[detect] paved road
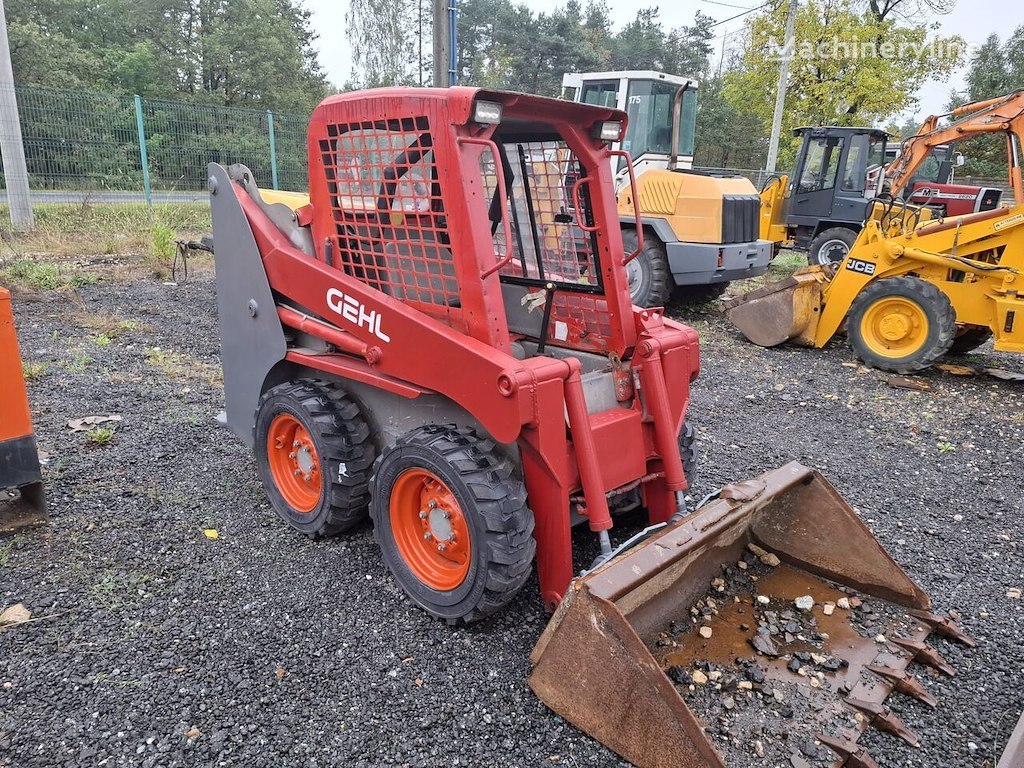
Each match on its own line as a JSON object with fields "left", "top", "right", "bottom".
{"left": 0, "top": 190, "right": 207, "bottom": 205}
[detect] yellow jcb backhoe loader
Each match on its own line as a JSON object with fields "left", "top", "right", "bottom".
{"left": 729, "top": 90, "right": 1024, "bottom": 373}
{"left": 761, "top": 107, "right": 1006, "bottom": 267}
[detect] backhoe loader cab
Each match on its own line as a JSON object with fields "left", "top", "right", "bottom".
{"left": 562, "top": 71, "right": 773, "bottom": 307}
{"left": 761, "top": 126, "right": 889, "bottom": 266}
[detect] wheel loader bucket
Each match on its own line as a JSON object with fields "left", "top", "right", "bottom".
{"left": 722, "top": 267, "right": 829, "bottom": 347}
{"left": 0, "top": 288, "right": 47, "bottom": 535}
{"left": 529, "top": 462, "right": 973, "bottom": 768}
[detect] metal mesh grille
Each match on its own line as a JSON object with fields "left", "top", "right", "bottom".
{"left": 319, "top": 117, "right": 460, "bottom": 312}
{"left": 481, "top": 140, "right": 602, "bottom": 290}
{"left": 482, "top": 138, "right": 613, "bottom": 350}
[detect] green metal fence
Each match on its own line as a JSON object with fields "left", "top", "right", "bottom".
{"left": 0, "top": 84, "right": 309, "bottom": 205}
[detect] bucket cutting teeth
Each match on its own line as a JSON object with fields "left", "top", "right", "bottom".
{"left": 817, "top": 734, "right": 881, "bottom": 768}
{"left": 909, "top": 609, "right": 977, "bottom": 647}
{"left": 891, "top": 637, "right": 957, "bottom": 675}
{"left": 866, "top": 664, "right": 938, "bottom": 707}
{"left": 844, "top": 697, "right": 921, "bottom": 747}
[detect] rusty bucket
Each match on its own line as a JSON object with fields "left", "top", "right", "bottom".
{"left": 721, "top": 268, "right": 830, "bottom": 348}
{"left": 529, "top": 463, "right": 972, "bottom": 768}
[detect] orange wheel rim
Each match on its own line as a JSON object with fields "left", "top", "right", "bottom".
{"left": 267, "top": 413, "right": 322, "bottom": 513}
{"left": 389, "top": 469, "right": 471, "bottom": 591}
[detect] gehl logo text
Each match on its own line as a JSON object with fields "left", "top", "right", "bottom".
{"left": 326, "top": 288, "right": 391, "bottom": 342}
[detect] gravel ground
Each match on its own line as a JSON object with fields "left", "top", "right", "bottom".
{"left": 1, "top": 263, "right": 1022, "bottom": 768}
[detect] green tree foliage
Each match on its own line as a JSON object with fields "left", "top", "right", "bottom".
{"left": 945, "top": 27, "right": 1024, "bottom": 178}
{"left": 453, "top": 0, "right": 712, "bottom": 96}
{"left": 694, "top": 75, "right": 768, "bottom": 169}
{"left": 5, "top": 0, "right": 328, "bottom": 113}
{"left": 726, "top": 0, "right": 964, "bottom": 167}
{"left": 346, "top": 0, "right": 433, "bottom": 87}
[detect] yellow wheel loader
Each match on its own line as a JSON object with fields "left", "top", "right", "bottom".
{"left": 730, "top": 90, "right": 1024, "bottom": 372}
{"left": 563, "top": 71, "right": 774, "bottom": 307}
{"left": 0, "top": 287, "right": 47, "bottom": 533}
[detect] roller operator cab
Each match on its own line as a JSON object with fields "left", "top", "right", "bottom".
{"left": 562, "top": 71, "right": 774, "bottom": 307}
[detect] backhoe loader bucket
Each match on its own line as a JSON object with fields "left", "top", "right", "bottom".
{"left": 530, "top": 463, "right": 973, "bottom": 768}
{"left": 0, "top": 288, "right": 47, "bottom": 534}
{"left": 722, "top": 267, "right": 830, "bottom": 347}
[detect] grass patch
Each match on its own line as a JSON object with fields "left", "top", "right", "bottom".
{"left": 87, "top": 426, "right": 116, "bottom": 445}
{"left": 146, "top": 224, "right": 177, "bottom": 279}
{"left": 0, "top": 259, "right": 98, "bottom": 290}
{"left": 78, "top": 310, "right": 148, "bottom": 339}
{"left": 0, "top": 202, "right": 211, "bottom": 261}
{"left": 66, "top": 352, "right": 94, "bottom": 372}
{"left": 145, "top": 346, "right": 222, "bottom": 387}
{"left": 22, "top": 361, "right": 47, "bottom": 380}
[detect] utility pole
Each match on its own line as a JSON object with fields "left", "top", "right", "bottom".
{"left": 432, "top": 0, "right": 449, "bottom": 88}
{"left": 765, "top": 0, "right": 798, "bottom": 174}
{"left": 432, "top": 0, "right": 457, "bottom": 87}
{"left": 0, "top": 0, "right": 33, "bottom": 230}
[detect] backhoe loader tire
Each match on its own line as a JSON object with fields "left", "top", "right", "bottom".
{"left": 948, "top": 327, "right": 993, "bottom": 355}
{"left": 679, "top": 420, "right": 698, "bottom": 489}
{"left": 370, "top": 425, "right": 536, "bottom": 625}
{"left": 674, "top": 282, "right": 729, "bottom": 306}
{"left": 255, "top": 380, "right": 375, "bottom": 538}
{"left": 847, "top": 277, "right": 956, "bottom": 373}
{"left": 808, "top": 227, "right": 858, "bottom": 266}
{"left": 622, "top": 228, "right": 672, "bottom": 308}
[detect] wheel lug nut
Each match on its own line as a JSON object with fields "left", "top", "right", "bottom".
{"left": 428, "top": 500, "right": 437, "bottom": 509}
{"left": 437, "top": 543, "right": 446, "bottom": 552}
{"left": 289, "top": 452, "right": 297, "bottom": 459}
{"left": 419, "top": 510, "right": 428, "bottom": 519}
{"left": 293, "top": 441, "right": 300, "bottom": 447}
{"left": 304, "top": 474, "right": 311, "bottom": 481}
{"left": 423, "top": 532, "right": 432, "bottom": 540}
{"left": 294, "top": 469, "right": 301, "bottom": 475}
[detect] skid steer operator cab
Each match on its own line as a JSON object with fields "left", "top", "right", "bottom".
{"left": 562, "top": 71, "right": 773, "bottom": 307}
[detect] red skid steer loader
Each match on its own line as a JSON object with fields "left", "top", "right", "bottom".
{"left": 209, "top": 87, "right": 974, "bottom": 767}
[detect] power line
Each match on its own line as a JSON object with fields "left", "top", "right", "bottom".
{"left": 698, "top": 0, "right": 760, "bottom": 9}
{"left": 707, "top": 0, "right": 774, "bottom": 27}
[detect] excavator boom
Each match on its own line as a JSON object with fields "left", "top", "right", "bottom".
{"left": 887, "top": 90, "right": 1024, "bottom": 205}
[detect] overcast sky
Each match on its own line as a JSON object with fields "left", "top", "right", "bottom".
{"left": 303, "top": 0, "right": 1023, "bottom": 122}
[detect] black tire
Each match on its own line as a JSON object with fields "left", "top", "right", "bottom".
{"left": 369, "top": 425, "right": 536, "bottom": 624}
{"left": 679, "top": 420, "right": 698, "bottom": 489}
{"left": 948, "top": 326, "right": 993, "bottom": 355}
{"left": 847, "top": 277, "right": 957, "bottom": 373}
{"left": 255, "top": 380, "right": 375, "bottom": 538}
{"left": 807, "top": 227, "right": 858, "bottom": 267}
{"left": 622, "top": 228, "right": 673, "bottom": 307}
{"left": 674, "top": 282, "right": 729, "bottom": 305}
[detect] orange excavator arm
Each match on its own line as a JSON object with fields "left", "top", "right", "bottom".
{"left": 886, "top": 90, "right": 1024, "bottom": 206}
